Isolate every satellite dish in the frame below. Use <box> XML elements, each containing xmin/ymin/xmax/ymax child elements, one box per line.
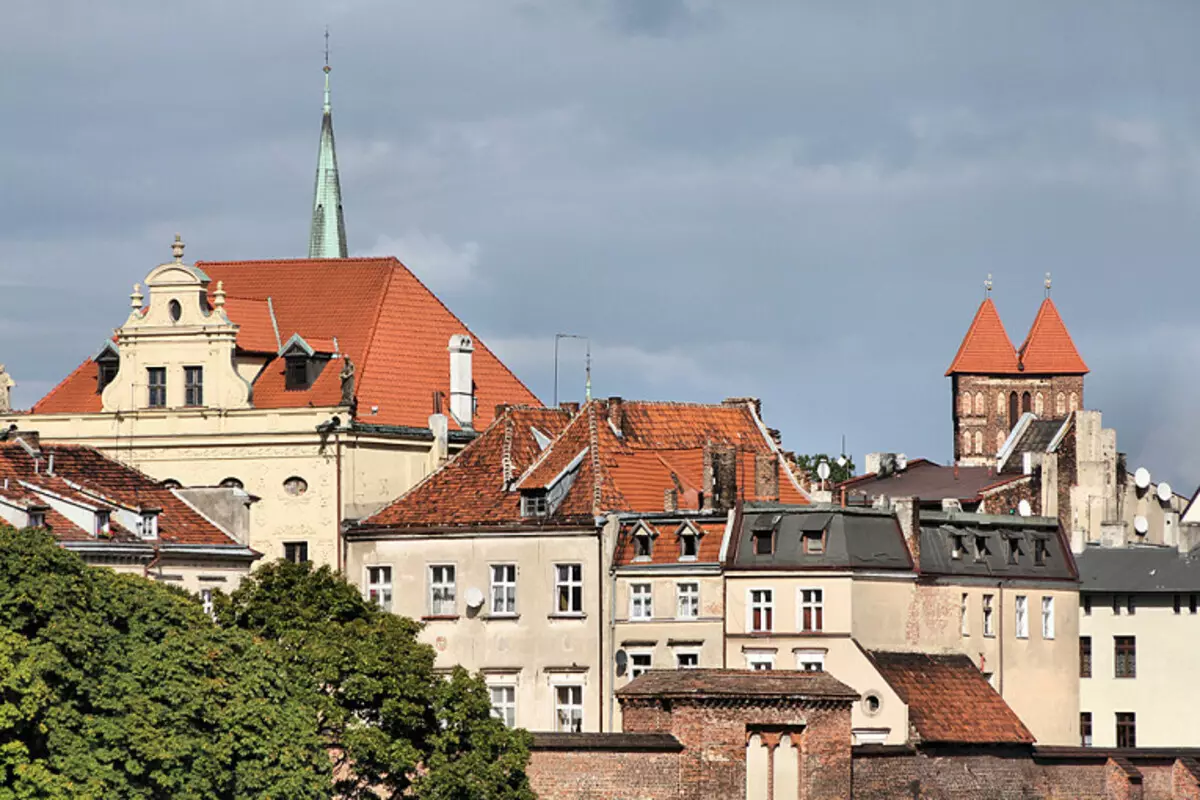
<box><xmin>816</xmin><ymin>461</ymin><xmax>831</xmax><ymax>481</ymax></box>
<box><xmin>1134</xmin><ymin>515</ymin><xmax>1149</xmax><ymax>535</ymax></box>
<box><xmin>1135</xmin><ymin>468</ymin><xmax>1151</xmax><ymax>490</ymax></box>
<box><xmin>465</xmin><ymin>587</ymin><xmax>485</xmax><ymax>608</ymax></box>
<box><xmin>1017</xmin><ymin>499</ymin><xmax>1032</xmax><ymax>517</ymax></box>
<box><xmin>1158</xmin><ymin>482</ymin><xmax>1173</xmax><ymax>503</ymax></box>
<box><xmin>615</xmin><ymin>649</ymin><xmax>628</xmax><ymax>676</ymax></box>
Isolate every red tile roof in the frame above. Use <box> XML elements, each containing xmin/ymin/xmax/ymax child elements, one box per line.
<box><xmin>32</xmin><ymin>257</ymin><xmax>540</xmax><ymax>431</ymax></box>
<box><xmin>945</xmin><ymin>298</ymin><xmax>1020</xmax><ymax>376</ymax></box>
<box><xmin>613</xmin><ymin>518</ymin><xmax>727</xmax><ymax>566</ymax></box>
<box><xmin>617</xmin><ymin>669</ymin><xmax>858</xmax><ymax>701</ymax></box>
<box><xmin>0</xmin><ymin>441</ymin><xmax>248</xmax><ymax>548</ymax></box>
<box><xmin>1017</xmin><ymin>298</ymin><xmax>1089</xmax><ymax>375</ymax></box>
<box><xmin>867</xmin><ymin>650</ymin><xmax>1035</xmax><ymax>744</ymax></box>
<box><xmin>359</xmin><ymin>398</ymin><xmax>808</xmax><ymax>531</ymax></box>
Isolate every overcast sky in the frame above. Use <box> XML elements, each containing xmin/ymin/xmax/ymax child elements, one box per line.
<box><xmin>4</xmin><ymin>1</ymin><xmax>1199</xmax><ymax>490</ymax></box>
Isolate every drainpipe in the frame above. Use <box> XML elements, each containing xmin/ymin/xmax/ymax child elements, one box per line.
<box><xmin>336</xmin><ymin>429</ymin><xmax>344</xmax><ymax>574</ymax></box>
<box><xmin>599</xmin><ymin>522</ymin><xmax>609</xmax><ymax>732</ymax></box>
<box><xmin>143</xmin><ymin>539</ymin><xmax>161</xmax><ymax>580</ymax></box>
<box><xmin>998</xmin><ymin>583</ymin><xmax>1005</xmax><ymax>698</ymax></box>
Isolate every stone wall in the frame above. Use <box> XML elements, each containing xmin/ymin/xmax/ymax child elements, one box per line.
<box><xmin>527</xmin><ymin>737</ymin><xmax>682</xmax><ymax>800</ymax></box>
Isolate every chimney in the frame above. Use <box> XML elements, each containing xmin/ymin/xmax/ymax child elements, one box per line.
<box><xmin>608</xmin><ymin>396</ymin><xmax>625</xmax><ymax>437</ymax></box>
<box><xmin>865</xmin><ymin>452</ymin><xmax>884</xmax><ymax>476</ymax></box>
<box><xmin>428</xmin><ymin>413</ymin><xmax>449</xmax><ymax>466</ymax></box>
<box><xmin>664</xmin><ymin>488</ymin><xmax>678</xmax><ymax>513</ymax></box>
<box><xmin>892</xmin><ymin>496</ymin><xmax>920</xmax><ymax>570</ymax></box>
<box><xmin>494</xmin><ymin>403</ymin><xmax>509</xmax><ymax>419</ymax></box>
<box><xmin>560</xmin><ymin>402</ymin><xmax>580</xmax><ymax>416</ymax></box>
<box><xmin>754</xmin><ymin>453</ymin><xmax>779</xmax><ymax>502</ymax></box>
<box><xmin>448</xmin><ymin>334</ymin><xmax>475</xmax><ymax>428</ymax></box>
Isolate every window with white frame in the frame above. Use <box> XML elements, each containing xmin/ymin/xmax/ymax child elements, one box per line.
<box><xmin>960</xmin><ymin>592</ymin><xmax>969</xmax><ymax>637</ymax></box>
<box><xmin>982</xmin><ymin>593</ymin><xmax>994</xmax><ymax>637</ymax></box>
<box><xmin>200</xmin><ymin>588</ymin><xmax>214</xmax><ymax>620</ymax></box>
<box><xmin>745</xmin><ymin>649</ymin><xmax>775</xmax><ymax>670</ymax></box>
<box><xmin>799</xmin><ymin>588</ymin><xmax>823</xmax><ymax>632</ymax></box>
<box><xmin>630</xmin><ymin>583</ymin><xmax>653</xmax><ymax>620</ymax></box>
<box><xmin>749</xmin><ymin>589</ymin><xmax>773</xmax><ymax>632</ymax></box>
<box><xmin>679</xmin><ymin>529</ymin><xmax>699</xmax><ymax>560</ymax></box>
<box><xmin>676</xmin><ymin>582</ymin><xmax>699</xmax><ymax>619</ymax></box>
<box><xmin>629</xmin><ymin>651</ymin><xmax>653</xmax><ymax>679</ymax></box>
<box><xmin>1041</xmin><ymin>596</ymin><xmax>1055</xmax><ymax>639</ymax></box>
<box><xmin>490</xmin><ymin>685</ymin><xmax>516</xmax><ymax>727</ymax></box>
<box><xmin>554</xmin><ymin>685</ymin><xmax>584</xmax><ymax>732</ymax></box>
<box><xmin>429</xmin><ymin>565</ymin><xmax>456</xmax><ymax>616</ymax></box>
<box><xmin>675</xmin><ymin>650</ymin><xmax>699</xmax><ymax>669</ymax></box>
<box><xmin>555</xmin><ymin>564</ymin><xmax>584</xmax><ymax>614</ymax></box>
<box><xmin>490</xmin><ymin>564</ymin><xmax>517</xmax><ymax>615</ymax></box>
<box><xmin>367</xmin><ymin>566</ymin><xmax>393</xmax><ymax>611</ymax></box>
<box><xmin>794</xmin><ymin>648</ymin><xmax>826</xmax><ymax>672</ymax></box>
<box><xmin>1015</xmin><ymin>595</ymin><xmax>1029</xmax><ymax>639</ymax></box>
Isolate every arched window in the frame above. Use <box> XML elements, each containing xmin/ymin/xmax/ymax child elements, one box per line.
<box><xmin>960</xmin><ymin>393</ymin><xmax>972</xmax><ymax>416</ymax></box>
<box><xmin>974</xmin><ymin>393</ymin><xmax>985</xmax><ymax>416</ymax></box>
<box><xmin>1008</xmin><ymin>393</ymin><xmax>1019</xmax><ymax>431</ymax></box>
<box><xmin>961</xmin><ymin>431</ymin><xmax>972</xmax><ymax>455</ymax></box>
<box><xmin>1056</xmin><ymin>392</ymin><xmax>1066</xmax><ymax>416</ymax></box>
<box><xmin>1034</xmin><ymin>393</ymin><xmax>1044</xmax><ymax>416</ymax></box>
<box><xmin>996</xmin><ymin>431</ymin><xmax>1006</xmax><ymax>452</ymax></box>
<box><xmin>219</xmin><ymin>477</ymin><xmax>243</xmax><ymax>490</ymax></box>
<box><xmin>996</xmin><ymin>393</ymin><xmax>1005</xmax><ymax>416</ymax></box>
<box><xmin>974</xmin><ymin>430</ymin><xmax>983</xmax><ymax>455</ymax></box>
<box><xmin>283</xmin><ymin>476</ymin><xmax>308</xmax><ymax>496</ymax></box>
<box><xmin>1021</xmin><ymin>392</ymin><xmax>1031</xmax><ymax>414</ymax></box>
<box><xmin>1069</xmin><ymin>392</ymin><xmax>1078</xmax><ymax>412</ymax></box>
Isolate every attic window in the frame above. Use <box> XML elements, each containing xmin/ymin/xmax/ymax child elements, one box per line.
<box><xmin>754</xmin><ymin>530</ymin><xmax>774</xmax><ymax>556</ymax></box>
<box><xmin>168</xmin><ymin>299</ymin><xmax>182</xmax><ymax>322</ymax></box>
<box><xmin>28</xmin><ymin>511</ymin><xmax>45</xmax><ymax>529</ymax></box>
<box><xmin>286</xmin><ymin>356</ymin><xmax>310</xmax><ymax>390</ymax></box>
<box><xmin>1007</xmin><ymin>538</ymin><xmax>1023</xmax><ymax>565</ymax></box>
<box><xmin>975</xmin><ymin>536</ymin><xmax>990</xmax><ymax>560</ymax></box>
<box><xmin>803</xmin><ymin>530</ymin><xmax>826</xmax><ymax>555</ymax></box>
<box><xmin>137</xmin><ymin>512</ymin><xmax>159</xmax><ymax>540</ymax></box>
<box><xmin>1034</xmin><ymin>539</ymin><xmax>1049</xmax><ymax>566</ymax></box>
<box><xmin>94</xmin><ymin>510</ymin><xmax>110</xmax><ymax>537</ymax></box>
<box><xmin>679</xmin><ymin>529</ymin><xmax>699</xmax><ymax>560</ymax></box>
<box><xmin>951</xmin><ymin>534</ymin><xmax>966</xmax><ymax>560</ymax></box>
<box><xmin>633</xmin><ymin>531</ymin><xmax>653</xmax><ymax>560</ymax></box>
<box><xmin>96</xmin><ymin>352</ymin><xmax>119</xmax><ymax>394</ymax></box>
<box><xmin>521</xmin><ymin>492</ymin><xmax>548</xmax><ymax>518</ymax></box>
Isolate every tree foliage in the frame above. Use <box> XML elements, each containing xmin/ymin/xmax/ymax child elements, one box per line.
<box><xmin>219</xmin><ymin>559</ymin><xmax>535</xmax><ymax>800</ymax></box>
<box><xmin>0</xmin><ymin>526</ymin><xmax>330</xmax><ymax>799</ymax></box>
<box><xmin>793</xmin><ymin>453</ymin><xmax>857</xmax><ymax>485</ymax></box>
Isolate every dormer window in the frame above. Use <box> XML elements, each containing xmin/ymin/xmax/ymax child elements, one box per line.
<box><xmin>633</xmin><ymin>531</ymin><xmax>653</xmax><ymax>560</ymax></box>
<box><xmin>28</xmin><ymin>510</ymin><xmax>45</xmax><ymax>529</ymax></box>
<box><xmin>1034</xmin><ymin>538</ymin><xmax>1049</xmax><ymax>566</ymax></box>
<box><xmin>951</xmin><ymin>534</ymin><xmax>966</xmax><ymax>560</ymax></box>
<box><xmin>137</xmin><ymin>511</ymin><xmax>160</xmax><ymax>540</ymax></box>
<box><xmin>280</xmin><ymin>334</ymin><xmax>332</xmax><ymax>391</ymax></box>
<box><xmin>803</xmin><ymin>529</ymin><xmax>826</xmax><ymax>555</ymax></box>
<box><xmin>286</xmin><ymin>356</ymin><xmax>310</xmax><ymax>390</ymax></box>
<box><xmin>1007</xmin><ymin>537</ymin><xmax>1023</xmax><ymax>565</ymax></box>
<box><xmin>975</xmin><ymin>536</ymin><xmax>990</xmax><ymax>560</ymax></box>
<box><xmin>680</xmin><ymin>530</ymin><xmax>699</xmax><ymax>560</ymax></box>
<box><xmin>754</xmin><ymin>530</ymin><xmax>774</xmax><ymax>556</ymax></box>
<box><xmin>95</xmin><ymin>345</ymin><xmax>120</xmax><ymax>394</ymax></box>
<box><xmin>521</xmin><ymin>492</ymin><xmax>548</xmax><ymax>518</ymax></box>
<box><xmin>94</xmin><ymin>510</ymin><xmax>110</xmax><ymax>537</ymax></box>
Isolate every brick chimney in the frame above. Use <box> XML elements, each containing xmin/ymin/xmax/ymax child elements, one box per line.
<box><xmin>754</xmin><ymin>453</ymin><xmax>779</xmax><ymax>502</ymax></box>
<box><xmin>723</xmin><ymin>396</ymin><xmax>762</xmax><ymax>418</ymax></box>
<box><xmin>892</xmin><ymin>496</ymin><xmax>920</xmax><ymax>570</ymax></box>
<box><xmin>664</xmin><ymin>488</ymin><xmax>678</xmax><ymax>513</ymax></box>
<box><xmin>608</xmin><ymin>396</ymin><xmax>625</xmax><ymax>437</ymax></box>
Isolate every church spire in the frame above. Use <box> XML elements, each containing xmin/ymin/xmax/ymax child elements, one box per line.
<box><xmin>308</xmin><ymin>29</ymin><xmax>348</xmax><ymax>258</ymax></box>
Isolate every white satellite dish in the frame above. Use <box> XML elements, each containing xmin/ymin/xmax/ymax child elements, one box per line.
<box><xmin>465</xmin><ymin>587</ymin><xmax>485</xmax><ymax>608</ymax></box>
<box><xmin>1017</xmin><ymin>499</ymin><xmax>1032</xmax><ymax>517</ymax></box>
<box><xmin>1135</xmin><ymin>468</ymin><xmax>1151</xmax><ymax>490</ymax></box>
<box><xmin>1158</xmin><ymin>482</ymin><xmax>1173</xmax><ymax>503</ymax></box>
<box><xmin>1134</xmin><ymin>515</ymin><xmax>1149</xmax><ymax>535</ymax></box>
<box><xmin>816</xmin><ymin>461</ymin><xmax>831</xmax><ymax>481</ymax></box>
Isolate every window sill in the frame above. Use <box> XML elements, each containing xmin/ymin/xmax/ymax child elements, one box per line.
<box><xmin>485</xmin><ymin>613</ymin><xmax>520</xmax><ymax>621</ymax></box>
<box><xmin>548</xmin><ymin>612</ymin><xmax>587</xmax><ymax>620</ymax></box>
<box><xmin>421</xmin><ymin>614</ymin><xmax>460</xmax><ymax>622</ymax></box>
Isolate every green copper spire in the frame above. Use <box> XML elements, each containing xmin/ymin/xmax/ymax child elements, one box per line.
<box><xmin>308</xmin><ymin>31</ymin><xmax>347</xmax><ymax>258</ymax></box>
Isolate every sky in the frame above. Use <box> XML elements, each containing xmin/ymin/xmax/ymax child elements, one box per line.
<box><xmin>3</xmin><ymin>1</ymin><xmax>1199</xmax><ymax>491</ymax></box>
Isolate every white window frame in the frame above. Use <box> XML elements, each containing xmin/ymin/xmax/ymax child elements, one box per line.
<box><xmin>676</xmin><ymin>581</ymin><xmax>699</xmax><ymax>620</ymax></box>
<box><xmin>744</xmin><ymin>648</ymin><xmax>776</xmax><ymax>671</ymax></box>
<box><xmin>630</xmin><ymin>582</ymin><xmax>653</xmax><ymax>621</ymax></box>
<box><xmin>1015</xmin><ymin>594</ymin><xmax>1029</xmax><ymax>639</ymax></box>
<box><xmin>961</xmin><ymin>592</ymin><xmax>969</xmax><ymax>637</ymax></box>
<box><xmin>628</xmin><ymin>649</ymin><xmax>654</xmax><ymax>679</ymax></box>
<box><xmin>982</xmin><ymin>593</ymin><xmax>994</xmax><ymax>637</ymax></box>
<box><xmin>747</xmin><ymin>588</ymin><xmax>774</xmax><ymax>633</ymax></box>
<box><xmin>429</xmin><ymin>564</ymin><xmax>457</xmax><ymax>616</ymax></box>
<box><xmin>1042</xmin><ymin>596</ymin><xmax>1055</xmax><ymax>639</ymax></box>
<box><xmin>489</xmin><ymin>684</ymin><xmax>517</xmax><ymax>728</ymax></box>
<box><xmin>490</xmin><ymin>563</ymin><xmax>517</xmax><ymax>616</ymax></box>
<box><xmin>794</xmin><ymin>647</ymin><xmax>826</xmax><ymax>672</ymax></box>
<box><xmin>673</xmin><ymin>647</ymin><xmax>701</xmax><ymax>669</ymax></box>
<box><xmin>798</xmin><ymin>587</ymin><xmax>824</xmax><ymax>632</ymax></box>
<box><xmin>554</xmin><ymin>563</ymin><xmax>584</xmax><ymax>615</ymax></box>
<box><xmin>366</xmin><ymin>565</ymin><xmax>393</xmax><ymax>612</ymax></box>
<box><xmin>200</xmin><ymin>588</ymin><xmax>214</xmax><ymax>620</ymax></box>
<box><xmin>554</xmin><ymin>684</ymin><xmax>584</xmax><ymax>732</ymax></box>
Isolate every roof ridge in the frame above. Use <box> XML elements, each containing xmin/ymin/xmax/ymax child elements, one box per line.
<box><xmin>587</xmin><ymin>401</ymin><xmax>603</xmax><ymax>515</ymax></box>
<box><xmin>196</xmin><ymin>257</ymin><xmax>399</xmax><ymax>267</ymax></box>
<box><xmin>354</xmin><ymin>262</ymin><xmax>399</xmax><ymax>418</ymax></box>
<box><xmin>512</xmin><ymin>409</ymin><xmax>589</xmax><ymax>490</ymax></box>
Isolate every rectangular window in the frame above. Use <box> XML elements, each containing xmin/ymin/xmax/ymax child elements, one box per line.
<box><xmin>28</xmin><ymin>511</ymin><xmax>45</xmax><ymax>528</ymax></box>
<box><xmin>795</xmin><ymin>649</ymin><xmax>825</xmax><ymax>672</ymax></box>
<box><xmin>98</xmin><ymin>360</ymin><xmax>119</xmax><ymax>393</ymax></box>
<box><xmin>429</xmin><ymin>565</ymin><xmax>456</xmax><ymax>616</ymax></box>
<box><xmin>184</xmin><ymin>366</ymin><xmax>203</xmax><ymax>406</ymax></box>
<box><xmin>754</xmin><ymin>531</ymin><xmax>774</xmax><ymax>556</ymax></box>
<box><xmin>283</xmin><ymin>541</ymin><xmax>309</xmax><ymax>564</ymax></box>
<box><xmin>749</xmin><ymin>589</ymin><xmax>773</xmax><ymax>633</ymax></box>
<box><xmin>1015</xmin><ymin>595</ymin><xmax>1029</xmax><ymax>639</ymax></box>
<box><xmin>555</xmin><ymin>564</ymin><xmax>583</xmax><ymax>614</ymax></box>
<box><xmin>554</xmin><ymin>685</ymin><xmax>583</xmax><ymax>732</ymax></box>
<box><xmin>983</xmin><ymin>594</ymin><xmax>995</xmax><ymax>637</ymax></box>
<box><xmin>1034</xmin><ymin>538</ymin><xmax>1048</xmax><ymax>565</ymax></box>
<box><xmin>951</xmin><ymin>534</ymin><xmax>965</xmax><ymax>560</ymax></box>
<box><xmin>1192</xmin><ymin>594</ymin><xmax>1198</xmax><ymax>614</ymax></box>
<box><xmin>746</xmin><ymin>652</ymin><xmax>775</xmax><ymax>671</ymax></box>
<box><xmin>961</xmin><ymin>592</ymin><xmax>969</xmax><ymax>637</ymax></box>
<box><xmin>680</xmin><ymin>533</ymin><xmax>698</xmax><ymax>559</ymax></box>
<box><xmin>802</xmin><ymin>530</ymin><xmax>825</xmax><ymax>554</ymax></box>
<box><xmin>200</xmin><ymin>588</ymin><xmax>214</xmax><ymax>619</ymax></box>
<box><xmin>1007</xmin><ymin>538</ymin><xmax>1022</xmax><ymax>565</ymax></box>
<box><xmin>630</xmin><ymin>583</ymin><xmax>653</xmax><ymax>621</ymax></box>
<box><xmin>1116</xmin><ymin>712</ymin><xmax>1136</xmax><ymax>748</ymax></box>
<box><xmin>1115</xmin><ymin>636</ymin><xmax>1136</xmax><ymax>678</ymax></box>
<box><xmin>285</xmin><ymin>357</ymin><xmax>308</xmax><ymax>390</ymax></box>
<box><xmin>1080</xmin><ymin>636</ymin><xmax>1092</xmax><ymax>678</ymax></box>
<box><xmin>521</xmin><ymin>493</ymin><xmax>548</xmax><ymax>518</ymax></box>
<box><xmin>490</xmin><ymin>686</ymin><xmax>516</xmax><ymax>728</ymax></box>
<box><xmin>1080</xmin><ymin>712</ymin><xmax>1092</xmax><ymax>747</ymax></box>
<box><xmin>676</xmin><ymin>651</ymin><xmax>699</xmax><ymax>669</ymax></box>
<box><xmin>490</xmin><ymin>564</ymin><xmax>517</xmax><ymax>615</ymax></box>
<box><xmin>799</xmin><ymin>588</ymin><xmax>823</xmax><ymax>632</ymax></box>
<box><xmin>630</xmin><ymin>652</ymin><xmax>652</xmax><ymax>679</ymax></box>
<box><xmin>676</xmin><ymin>582</ymin><xmax>699</xmax><ymax>619</ymax></box>
<box><xmin>1041</xmin><ymin>596</ymin><xmax>1055</xmax><ymax>639</ymax></box>
<box><xmin>1083</xmin><ymin>595</ymin><xmax>1091</xmax><ymax>616</ymax></box>
<box><xmin>147</xmin><ymin>367</ymin><xmax>166</xmax><ymax>408</ymax></box>
<box><xmin>1176</xmin><ymin>594</ymin><xmax>1183</xmax><ymax>614</ymax></box>
<box><xmin>366</xmin><ymin>566</ymin><xmax>392</xmax><ymax>611</ymax></box>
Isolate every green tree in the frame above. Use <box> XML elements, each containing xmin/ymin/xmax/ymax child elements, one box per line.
<box><xmin>220</xmin><ymin>560</ymin><xmax>534</xmax><ymax>800</ymax></box>
<box><xmin>793</xmin><ymin>453</ymin><xmax>857</xmax><ymax>485</ymax></box>
<box><xmin>0</xmin><ymin>525</ymin><xmax>330</xmax><ymax>799</ymax></box>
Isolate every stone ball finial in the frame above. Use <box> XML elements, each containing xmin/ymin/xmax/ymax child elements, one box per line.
<box><xmin>213</xmin><ymin>280</ymin><xmax>226</xmax><ymax>309</ymax></box>
<box><xmin>172</xmin><ymin>234</ymin><xmax>185</xmax><ymax>263</ymax></box>
<box><xmin>130</xmin><ymin>283</ymin><xmax>144</xmax><ymax>309</ymax></box>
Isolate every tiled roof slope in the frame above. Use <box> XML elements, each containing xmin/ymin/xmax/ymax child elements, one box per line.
<box><xmin>1017</xmin><ymin>298</ymin><xmax>1089</xmax><ymax>375</ymax></box>
<box><xmin>838</xmin><ymin>458</ymin><xmax>1024</xmax><ymax>504</ymax></box>
<box><xmin>360</xmin><ymin>399</ymin><xmax>807</xmax><ymax>530</ymax></box>
<box><xmin>867</xmin><ymin>650</ymin><xmax>1035</xmax><ymax>744</ymax></box>
<box><xmin>0</xmin><ymin>441</ymin><xmax>246</xmax><ymax>547</ymax></box>
<box><xmin>32</xmin><ymin>257</ymin><xmax>540</xmax><ymax>431</ymax></box>
<box><xmin>617</xmin><ymin>669</ymin><xmax>858</xmax><ymax>701</ymax></box>
<box><xmin>613</xmin><ymin>518</ymin><xmax>727</xmax><ymax>566</ymax></box>
<box><xmin>945</xmin><ymin>298</ymin><xmax>1020</xmax><ymax>376</ymax></box>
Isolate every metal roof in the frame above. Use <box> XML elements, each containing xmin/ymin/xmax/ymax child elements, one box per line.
<box><xmin>1076</xmin><ymin>545</ymin><xmax>1200</xmax><ymax>593</ymax></box>
<box><xmin>729</xmin><ymin>504</ymin><xmax>912</xmax><ymax>571</ymax></box>
<box><xmin>917</xmin><ymin>509</ymin><xmax>1076</xmax><ymax>581</ymax></box>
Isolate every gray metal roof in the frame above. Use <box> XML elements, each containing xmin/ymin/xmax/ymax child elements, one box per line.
<box><xmin>729</xmin><ymin>504</ymin><xmax>913</xmax><ymax>571</ymax></box>
<box><xmin>1076</xmin><ymin>545</ymin><xmax>1200</xmax><ymax>592</ymax></box>
<box><xmin>917</xmin><ymin>509</ymin><xmax>1076</xmax><ymax>581</ymax></box>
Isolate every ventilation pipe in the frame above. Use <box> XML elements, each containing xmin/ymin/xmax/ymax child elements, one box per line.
<box><xmin>448</xmin><ymin>334</ymin><xmax>475</xmax><ymax>428</ymax></box>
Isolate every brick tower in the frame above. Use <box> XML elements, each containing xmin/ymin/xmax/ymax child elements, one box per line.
<box><xmin>947</xmin><ymin>278</ymin><xmax>1088</xmax><ymax>466</ymax></box>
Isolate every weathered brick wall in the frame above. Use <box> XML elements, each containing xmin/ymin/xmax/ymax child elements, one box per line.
<box><xmin>528</xmin><ymin>749</ymin><xmax>680</xmax><ymax>800</ymax></box>
<box><xmin>951</xmin><ymin>374</ymin><xmax>1084</xmax><ymax>465</ymax></box>
<box><xmin>1056</xmin><ymin>418</ymin><xmax>1078</xmax><ymax>534</ymax></box>
<box><xmin>981</xmin><ymin>474</ymin><xmax>1039</xmax><ymax>516</ymax></box>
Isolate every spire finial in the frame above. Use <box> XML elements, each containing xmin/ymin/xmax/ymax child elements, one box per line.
<box><xmin>1044</xmin><ymin>272</ymin><xmax>1052</xmax><ymax>297</ymax></box>
<box><xmin>131</xmin><ymin>283</ymin><xmax>144</xmax><ymax>310</ymax></box>
<box><xmin>984</xmin><ymin>273</ymin><xmax>993</xmax><ymax>296</ymax></box>
<box><xmin>213</xmin><ymin>280</ymin><xmax>226</xmax><ymax>309</ymax></box>
<box><xmin>584</xmin><ymin>341</ymin><xmax>592</xmax><ymax>402</ymax></box>
<box><xmin>322</xmin><ymin>27</ymin><xmax>332</xmax><ymax>113</ymax></box>
<box><xmin>172</xmin><ymin>234</ymin><xmax>184</xmax><ymax>263</ymax></box>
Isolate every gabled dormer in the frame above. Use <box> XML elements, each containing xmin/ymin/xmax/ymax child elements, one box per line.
<box><xmin>280</xmin><ymin>333</ymin><xmax>334</xmax><ymax>391</ymax></box>
<box><xmin>94</xmin><ymin>342</ymin><xmax>120</xmax><ymax>394</ymax></box>
<box><xmin>675</xmin><ymin>520</ymin><xmax>704</xmax><ymax>561</ymax></box>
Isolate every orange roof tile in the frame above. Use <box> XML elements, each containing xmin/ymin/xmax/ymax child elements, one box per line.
<box><xmin>613</xmin><ymin>518</ymin><xmax>727</xmax><ymax>566</ymax></box>
<box><xmin>945</xmin><ymin>298</ymin><xmax>1020</xmax><ymax>376</ymax></box>
<box><xmin>32</xmin><ymin>257</ymin><xmax>541</xmax><ymax>430</ymax></box>
<box><xmin>868</xmin><ymin>650</ymin><xmax>1035</xmax><ymax>744</ymax></box>
<box><xmin>1017</xmin><ymin>298</ymin><xmax>1088</xmax><ymax>375</ymax></box>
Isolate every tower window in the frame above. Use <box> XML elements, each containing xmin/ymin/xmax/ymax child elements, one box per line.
<box><xmin>168</xmin><ymin>299</ymin><xmax>182</xmax><ymax>322</ymax></box>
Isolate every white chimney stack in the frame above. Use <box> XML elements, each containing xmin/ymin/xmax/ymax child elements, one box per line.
<box><xmin>448</xmin><ymin>334</ymin><xmax>475</xmax><ymax>428</ymax></box>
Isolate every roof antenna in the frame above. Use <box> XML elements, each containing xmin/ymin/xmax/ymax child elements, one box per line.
<box><xmin>984</xmin><ymin>273</ymin><xmax>992</xmax><ymax>298</ymax></box>
<box><xmin>1044</xmin><ymin>272</ymin><xmax>1052</xmax><ymax>298</ymax></box>
<box><xmin>584</xmin><ymin>340</ymin><xmax>592</xmax><ymax>403</ymax></box>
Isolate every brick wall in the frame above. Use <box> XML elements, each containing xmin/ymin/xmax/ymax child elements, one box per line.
<box><xmin>527</xmin><ymin>748</ymin><xmax>681</xmax><ymax>800</ymax></box>
<box><xmin>951</xmin><ymin>374</ymin><xmax>1084</xmax><ymax>466</ymax></box>
<box><xmin>981</xmin><ymin>474</ymin><xmax>1039</xmax><ymax>516</ymax></box>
